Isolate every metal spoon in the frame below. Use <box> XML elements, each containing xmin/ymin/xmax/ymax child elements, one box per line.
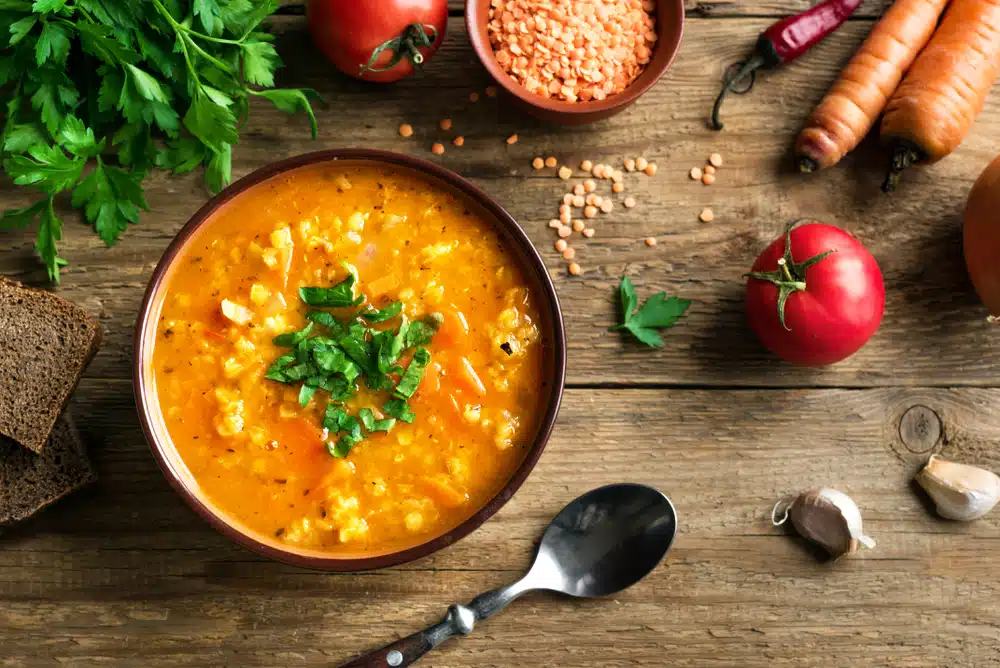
<box><xmin>339</xmin><ymin>483</ymin><xmax>677</xmax><ymax>667</ymax></box>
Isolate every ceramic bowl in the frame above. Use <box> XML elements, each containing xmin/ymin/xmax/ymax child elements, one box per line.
<box><xmin>466</xmin><ymin>0</ymin><xmax>685</xmax><ymax>124</ymax></box>
<box><xmin>134</xmin><ymin>149</ymin><xmax>567</xmax><ymax>571</ymax></box>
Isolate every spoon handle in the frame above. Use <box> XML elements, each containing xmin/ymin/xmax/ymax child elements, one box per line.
<box><xmin>336</xmin><ymin>581</ymin><xmax>530</xmax><ymax>667</ymax></box>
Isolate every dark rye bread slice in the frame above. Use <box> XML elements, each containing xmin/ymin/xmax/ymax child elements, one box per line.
<box><xmin>0</xmin><ymin>412</ymin><xmax>95</xmax><ymax>526</ymax></box>
<box><xmin>0</xmin><ymin>277</ymin><xmax>102</xmax><ymax>452</ymax></box>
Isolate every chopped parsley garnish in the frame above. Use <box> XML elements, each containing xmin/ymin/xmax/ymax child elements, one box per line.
<box><xmin>609</xmin><ymin>275</ymin><xmax>691</xmax><ymax>347</ymax></box>
<box><xmin>267</xmin><ymin>277</ymin><xmax>436</xmax><ymax>457</ymax></box>
<box><xmin>299</xmin><ymin>274</ymin><xmax>364</xmax><ymax>307</ymax></box>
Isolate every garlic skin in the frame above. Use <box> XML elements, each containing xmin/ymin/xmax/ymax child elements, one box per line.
<box><xmin>773</xmin><ymin>488</ymin><xmax>875</xmax><ymax>558</ymax></box>
<box><xmin>916</xmin><ymin>455</ymin><xmax>1000</xmax><ymax>521</ymax></box>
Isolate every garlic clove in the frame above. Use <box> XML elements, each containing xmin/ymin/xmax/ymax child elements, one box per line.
<box><xmin>916</xmin><ymin>455</ymin><xmax>1000</xmax><ymax>521</ymax></box>
<box><xmin>779</xmin><ymin>487</ymin><xmax>875</xmax><ymax>558</ymax></box>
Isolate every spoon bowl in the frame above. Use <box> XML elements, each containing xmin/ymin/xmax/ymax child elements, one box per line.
<box><xmin>531</xmin><ymin>483</ymin><xmax>677</xmax><ymax>598</ymax></box>
<box><xmin>340</xmin><ymin>483</ymin><xmax>677</xmax><ymax>667</ymax></box>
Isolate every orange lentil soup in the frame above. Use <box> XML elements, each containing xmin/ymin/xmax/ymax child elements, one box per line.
<box><xmin>149</xmin><ymin>162</ymin><xmax>548</xmax><ymax>556</ymax></box>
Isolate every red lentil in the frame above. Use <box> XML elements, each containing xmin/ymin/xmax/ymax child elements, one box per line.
<box><xmin>548</xmin><ymin>219</ymin><xmax>562</xmax><ymax>229</ymax></box>
<box><xmin>582</xmin><ymin>227</ymin><xmax>595</xmax><ymax>238</ymax></box>
<box><xmin>583</xmin><ymin>179</ymin><xmax>597</xmax><ymax>193</ymax></box>
<box><xmin>689</xmin><ymin>167</ymin><xmax>702</xmax><ymax>180</ymax></box>
<box><xmin>600</xmin><ymin>200</ymin><xmax>613</xmax><ymax>213</ymax></box>
<box><xmin>545</xmin><ymin>156</ymin><xmax>558</xmax><ymax>168</ymax></box>
<box><xmin>399</xmin><ymin>124</ymin><xmax>414</xmax><ymax>137</ymax></box>
<box><xmin>573</xmin><ymin>183</ymin><xmax>585</xmax><ymax>196</ymax></box>
<box><xmin>470</xmin><ymin>92</ymin><xmax>480</xmax><ymax>102</ymax></box>
<box><xmin>486</xmin><ymin>86</ymin><xmax>498</xmax><ymax>97</ymax></box>
<box><xmin>624</xmin><ymin>196</ymin><xmax>636</xmax><ymax>208</ymax></box>
<box><xmin>431</xmin><ymin>142</ymin><xmax>445</xmax><ymax>155</ymax></box>
<box><xmin>580</xmin><ymin>160</ymin><xmax>593</xmax><ymax>172</ymax></box>
<box><xmin>488</xmin><ymin>0</ymin><xmax>657</xmax><ymax>103</ymax></box>
<box><xmin>644</xmin><ymin>163</ymin><xmax>657</xmax><ymax>176</ymax></box>
<box><xmin>568</xmin><ymin>262</ymin><xmax>583</xmax><ymax>276</ymax></box>
<box><xmin>558</xmin><ymin>166</ymin><xmax>573</xmax><ymax>180</ymax></box>
<box><xmin>584</xmin><ymin>205</ymin><xmax>597</xmax><ymax>218</ymax></box>
<box><xmin>704</xmin><ymin>165</ymin><xmax>716</xmax><ymax>175</ymax></box>
<box><xmin>709</xmin><ymin>153</ymin><xmax>724</xmax><ymax>167</ymax></box>
<box><xmin>635</xmin><ymin>157</ymin><xmax>648</xmax><ymax>171</ymax></box>
<box><xmin>558</xmin><ymin>225</ymin><xmax>573</xmax><ymax>238</ymax></box>
<box><xmin>439</xmin><ymin>118</ymin><xmax>452</xmax><ymax>131</ymax></box>
<box><xmin>562</xmin><ymin>247</ymin><xmax>576</xmax><ymax>260</ymax></box>
<box><xmin>452</xmin><ymin>136</ymin><xmax>465</xmax><ymax>147</ymax></box>
<box><xmin>506</xmin><ymin>133</ymin><xmax>519</xmax><ymax>145</ymax></box>
<box><xmin>645</xmin><ymin>237</ymin><xmax>657</xmax><ymax>247</ymax></box>
<box><xmin>573</xmin><ymin>195</ymin><xmax>585</xmax><ymax>207</ymax></box>
<box><xmin>555</xmin><ymin>239</ymin><xmax>568</xmax><ymax>252</ymax></box>
<box><xmin>572</xmin><ymin>219</ymin><xmax>585</xmax><ymax>232</ymax></box>
<box><xmin>624</xmin><ymin>158</ymin><xmax>636</xmax><ymax>172</ymax></box>
<box><xmin>699</xmin><ymin>208</ymin><xmax>714</xmax><ymax>223</ymax></box>
<box><xmin>612</xmin><ymin>182</ymin><xmax>624</xmax><ymax>193</ymax></box>
<box><xmin>702</xmin><ymin>173</ymin><xmax>716</xmax><ymax>185</ymax></box>
<box><xmin>533</xmin><ymin>157</ymin><xmax>545</xmax><ymax>169</ymax></box>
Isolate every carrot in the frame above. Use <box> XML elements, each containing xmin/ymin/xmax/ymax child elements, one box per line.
<box><xmin>880</xmin><ymin>0</ymin><xmax>1000</xmax><ymax>191</ymax></box>
<box><xmin>431</xmin><ymin>307</ymin><xmax>469</xmax><ymax>348</ymax></box>
<box><xmin>796</xmin><ymin>0</ymin><xmax>951</xmax><ymax>172</ymax></box>
<box><xmin>419</xmin><ymin>477</ymin><xmax>468</xmax><ymax>508</ymax></box>
<box><xmin>454</xmin><ymin>357</ymin><xmax>487</xmax><ymax>396</ymax></box>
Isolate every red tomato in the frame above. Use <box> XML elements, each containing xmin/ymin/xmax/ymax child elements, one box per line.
<box><xmin>745</xmin><ymin>222</ymin><xmax>884</xmax><ymax>366</ymax></box>
<box><xmin>307</xmin><ymin>0</ymin><xmax>448</xmax><ymax>83</ymax></box>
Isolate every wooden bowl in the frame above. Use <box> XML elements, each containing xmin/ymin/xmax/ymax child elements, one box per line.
<box><xmin>466</xmin><ymin>0</ymin><xmax>685</xmax><ymax>124</ymax></box>
<box><xmin>133</xmin><ymin>149</ymin><xmax>567</xmax><ymax>571</ymax></box>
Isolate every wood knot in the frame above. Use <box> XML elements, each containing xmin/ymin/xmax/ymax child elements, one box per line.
<box><xmin>898</xmin><ymin>405</ymin><xmax>942</xmax><ymax>454</ymax></box>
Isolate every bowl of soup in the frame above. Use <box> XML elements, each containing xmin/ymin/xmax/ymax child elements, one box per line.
<box><xmin>134</xmin><ymin>149</ymin><xmax>566</xmax><ymax>570</ymax></box>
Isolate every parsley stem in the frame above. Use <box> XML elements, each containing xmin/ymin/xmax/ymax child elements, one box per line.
<box><xmin>183</xmin><ymin>34</ymin><xmax>235</xmax><ymax>76</ymax></box>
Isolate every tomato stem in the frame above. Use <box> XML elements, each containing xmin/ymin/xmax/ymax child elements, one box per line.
<box><xmin>360</xmin><ymin>23</ymin><xmax>439</xmax><ymax>75</ymax></box>
<box><xmin>745</xmin><ymin>221</ymin><xmax>836</xmax><ymax>331</ymax></box>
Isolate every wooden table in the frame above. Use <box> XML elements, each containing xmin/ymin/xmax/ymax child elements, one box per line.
<box><xmin>3</xmin><ymin>1</ymin><xmax>1000</xmax><ymax>665</ymax></box>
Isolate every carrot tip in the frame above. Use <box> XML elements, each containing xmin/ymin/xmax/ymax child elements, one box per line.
<box><xmin>798</xmin><ymin>156</ymin><xmax>817</xmax><ymax>174</ymax></box>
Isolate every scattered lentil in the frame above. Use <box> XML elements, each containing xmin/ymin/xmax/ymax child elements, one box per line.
<box><xmin>592</xmin><ymin>195</ymin><xmax>604</xmax><ymax>207</ymax></box>
<box><xmin>487</xmin><ymin>0</ymin><xmax>658</xmax><ymax>103</ymax></box>
<box><xmin>612</xmin><ymin>182</ymin><xmax>624</xmax><ymax>193</ymax></box>
<box><xmin>452</xmin><ymin>136</ymin><xmax>465</xmax><ymax>147</ymax></box>
<box><xmin>689</xmin><ymin>167</ymin><xmax>702</xmax><ymax>180</ymax></box>
<box><xmin>704</xmin><ymin>165</ymin><xmax>716</xmax><ymax>175</ymax></box>
<box><xmin>645</xmin><ymin>237</ymin><xmax>657</xmax><ymax>247</ymax></box>
<box><xmin>585</xmin><ymin>193</ymin><xmax>597</xmax><ymax>206</ymax></box>
<box><xmin>558</xmin><ymin>166</ymin><xmax>573</xmax><ymax>180</ymax></box>
<box><xmin>470</xmin><ymin>92</ymin><xmax>480</xmax><ymax>102</ymax></box>
<box><xmin>573</xmin><ymin>195</ymin><xmax>585</xmax><ymax>207</ymax></box>
<box><xmin>548</xmin><ymin>219</ymin><xmax>562</xmax><ymax>229</ymax></box>
<box><xmin>592</xmin><ymin>164</ymin><xmax>605</xmax><ymax>178</ymax></box>
<box><xmin>583</xmin><ymin>179</ymin><xmax>597</xmax><ymax>193</ymax></box>
<box><xmin>624</xmin><ymin>196</ymin><xmax>636</xmax><ymax>208</ymax></box>
<box><xmin>584</xmin><ymin>205</ymin><xmax>598</xmax><ymax>218</ymax></box>
<box><xmin>644</xmin><ymin>163</ymin><xmax>657</xmax><ymax>176</ymax></box>
<box><xmin>559</xmin><ymin>203</ymin><xmax>571</xmax><ymax>216</ymax></box>
<box><xmin>506</xmin><ymin>133</ymin><xmax>518</xmax><ymax>145</ymax></box>
<box><xmin>486</xmin><ymin>86</ymin><xmax>498</xmax><ymax>97</ymax></box>
<box><xmin>600</xmin><ymin>200</ymin><xmax>613</xmax><ymax>213</ymax></box>
<box><xmin>562</xmin><ymin>247</ymin><xmax>576</xmax><ymax>260</ymax></box>
<box><xmin>568</xmin><ymin>262</ymin><xmax>583</xmax><ymax>276</ymax></box>
<box><xmin>572</xmin><ymin>219</ymin><xmax>585</xmax><ymax>232</ymax></box>
<box><xmin>398</xmin><ymin>124</ymin><xmax>414</xmax><ymax>137</ymax></box>
<box><xmin>702</xmin><ymin>173</ymin><xmax>716</xmax><ymax>185</ymax></box>
<box><xmin>559</xmin><ymin>210</ymin><xmax>572</xmax><ymax>224</ymax></box>
<box><xmin>558</xmin><ymin>225</ymin><xmax>573</xmax><ymax>238</ymax></box>
<box><xmin>545</xmin><ymin>156</ymin><xmax>558</xmax><ymax>168</ymax></box>
<box><xmin>439</xmin><ymin>118</ymin><xmax>452</xmax><ymax>131</ymax></box>
<box><xmin>573</xmin><ymin>183</ymin><xmax>585</xmax><ymax>196</ymax></box>
<box><xmin>582</xmin><ymin>227</ymin><xmax>595</xmax><ymax>238</ymax></box>
<box><xmin>635</xmin><ymin>157</ymin><xmax>648</xmax><ymax>171</ymax></box>
<box><xmin>699</xmin><ymin>207</ymin><xmax>714</xmax><ymax>223</ymax></box>
<box><xmin>611</xmin><ymin>170</ymin><xmax>623</xmax><ymax>183</ymax></box>
<box><xmin>555</xmin><ymin>239</ymin><xmax>568</xmax><ymax>252</ymax></box>
<box><xmin>581</xmin><ymin>160</ymin><xmax>593</xmax><ymax>172</ymax></box>
<box><xmin>533</xmin><ymin>157</ymin><xmax>545</xmax><ymax>169</ymax></box>
<box><xmin>709</xmin><ymin>153</ymin><xmax>724</xmax><ymax>167</ymax></box>
<box><xmin>431</xmin><ymin>142</ymin><xmax>445</xmax><ymax>155</ymax></box>
<box><xmin>624</xmin><ymin>158</ymin><xmax>636</xmax><ymax>172</ymax></box>
<box><xmin>563</xmin><ymin>193</ymin><xmax>574</xmax><ymax>205</ymax></box>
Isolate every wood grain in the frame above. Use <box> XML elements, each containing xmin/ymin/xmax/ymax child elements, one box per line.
<box><xmin>2</xmin><ymin>17</ymin><xmax>998</xmax><ymax>387</ymax></box>
<box><xmin>2</xmin><ymin>385</ymin><xmax>999</xmax><ymax>667</ymax></box>
<box><xmin>2</xmin><ymin>8</ymin><xmax>1000</xmax><ymax>668</ymax></box>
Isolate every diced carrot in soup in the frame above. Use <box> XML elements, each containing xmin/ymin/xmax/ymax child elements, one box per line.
<box><xmin>150</xmin><ymin>163</ymin><xmax>545</xmax><ymax>556</ymax></box>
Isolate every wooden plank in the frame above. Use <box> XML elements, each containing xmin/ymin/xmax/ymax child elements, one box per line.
<box><xmin>277</xmin><ymin>0</ymin><xmax>897</xmax><ymax>19</ymax></box>
<box><xmin>2</xmin><ymin>384</ymin><xmax>999</xmax><ymax>666</ymax></box>
<box><xmin>3</xmin><ymin>17</ymin><xmax>998</xmax><ymax>387</ymax></box>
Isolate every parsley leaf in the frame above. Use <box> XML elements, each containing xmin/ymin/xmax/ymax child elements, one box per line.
<box><xmin>252</xmin><ymin>88</ymin><xmax>322</xmax><ymax>140</ymax></box>
<box><xmin>405</xmin><ymin>313</ymin><xmax>442</xmax><ymax>347</ymax></box>
<box><xmin>58</xmin><ymin>115</ymin><xmax>105</xmax><ymax>158</ymax></box>
<box><xmin>383</xmin><ymin>398</ymin><xmax>416</xmax><ymax>424</ymax></box>
<box><xmin>299</xmin><ymin>275</ymin><xmax>363</xmax><ymax>308</ymax></box>
<box><xmin>183</xmin><ymin>88</ymin><xmax>238</xmax><ymax>154</ymax></box>
<box><xmin>156</xmin><ymin>137</ymin><xmax>208</xmax><ymax>175</ymax></box>
<box><xmin>242</xmin><ymin>38</ymin><xmax>279</xmax><ymax>87</ymax></box>
<box><xmin>36</xmin><ymin>196</ymin><xmax>66</xmax><ymax>282</ymax></box>
<box><xmin>358</xmin><ymin>408</ymin><xmax>395</xmax><ymax>433</ymax></box>
<box><xmin>71</xmin><ymin>159</ymin><xmax>148</xmax><ymax>246</ymax></box>
<box><xmin>8</xmin><ymin>16</ymin><xmax>37</xmax><ymax>46</ymax></box>
<box><xmin>272</xmin><ymin>321</ymin><xmax>314</xmax><ymax>347</ymax></box>
<box><xmin>4</xmin><ymin>144</ymin><xmax>84</xmax><ymax>194</ymax></box>
<box><xmin>32</xmin><ymin>0</ymin><xmax>68</xmax><ymax>12</ymax></box>
<box><xmin>35</xmin><ymin>21</ymin><xmax>71</xmax><ymax>66</ymax></box>
<box><xmin>192</xmin><ymin>0</ymin><xmax>221</xmax><ymax>36</ymax></box>
<box><xmin>204</xmin><ymin>143</ymin><xmax>231</xmax><ymax>194</ymax></box>
<box><xmin>3</xmin><ymin>123</ymin><xmax>47</xmax><ymax>153</ymax></box>
<box><xmin>0</xmin><ymin>199</ymin><xmax>46</xmax><ymax>230</ymax></box>
<box><xmin>361</xmin><ymin>301</ymin><xmax>402</xmax><ymax>323</ymax></box>
<box><xmin>394</xmin><ymin>347</ymin><xmax>430</xmax><ymax>399</ymax></box>
<box><xmin>609</xmin><ymin>275</ymin><xmax>691</xmax><ymax>347</ymax></box>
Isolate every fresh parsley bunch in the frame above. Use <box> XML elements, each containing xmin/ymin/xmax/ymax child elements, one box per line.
<box><xmin>0</xmin><ymin>0</ymin><xmax>320</xmax><ymax>282</ymax></box>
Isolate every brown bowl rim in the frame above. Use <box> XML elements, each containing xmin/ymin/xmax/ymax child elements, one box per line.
<box><xmin>133</xmin><ymin>148</ymin><xmax>567</xmax><ymax>572</ymax></box>
<box><xmin>465</xmin><ymin>0</ymin><xmax>685</xmax><ymax>117</ymax></box>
